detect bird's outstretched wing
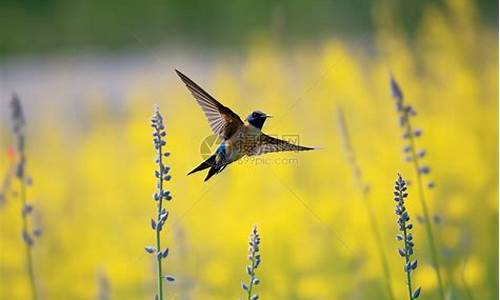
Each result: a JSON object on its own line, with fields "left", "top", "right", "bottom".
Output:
{"left": 175, "top": 69, "right": 243, "bottom": 140}
{"left": 248, "top": 133, "right": 316, "bottom": 156}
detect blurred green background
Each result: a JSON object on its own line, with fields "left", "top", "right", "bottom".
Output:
{"left": 0, "top": 0, "right": 498, "bottom": 56}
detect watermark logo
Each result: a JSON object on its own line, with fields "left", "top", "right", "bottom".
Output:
{"left": 281, "top": 134, "right": 300, "bottom": 146}
{"left": 236, "top": 156, "right": 299, "bottom": 166}
{"left": 198, "top": 134, "right": 302, "bottom": 166}
{"left": 200, "top": 135, "right": 221, "bottom": 160}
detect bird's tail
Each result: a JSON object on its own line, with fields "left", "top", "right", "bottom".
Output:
{"left": 188, "top": 155, "right": 216, "bottom": 175}
{"left": 204, "top": 163, "right": 226, "bottom": 182}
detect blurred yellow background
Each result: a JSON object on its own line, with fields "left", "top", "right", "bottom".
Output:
{"left": 0, "top": 0, "right": 497, "bottom": 299}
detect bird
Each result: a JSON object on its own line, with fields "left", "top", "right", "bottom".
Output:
{"left": 175, "top": 69, "right": 317, "bottom": 181}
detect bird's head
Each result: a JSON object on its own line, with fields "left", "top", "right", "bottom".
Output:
{"left": 246, "top": 110, "right": 272, "bottom": 129}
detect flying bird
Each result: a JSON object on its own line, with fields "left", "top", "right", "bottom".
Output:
{"left": 175, "top": 69, "right": 316, "bottom": 181}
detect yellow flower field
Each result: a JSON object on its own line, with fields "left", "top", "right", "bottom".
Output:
{"left": 0, "top": 0, "right": 497, "bottom": 299}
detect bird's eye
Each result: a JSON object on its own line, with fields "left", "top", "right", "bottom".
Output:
{"left": 252, "top": 112, "right": 258, "bottom": 117}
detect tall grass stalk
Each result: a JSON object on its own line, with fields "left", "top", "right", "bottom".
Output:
{"left": 390, "top": 76, "right": 445, "bottom": 300}
{"left": 461, "top": 256, "right": 475, "bottom": 300}
{"left": 10, "top": 95, "right": 39, "bottom": 300}
{"left": 394, "top": 174, "right": 421, "bottom": 300}
{"left": 147, "top": 107, "right": 174, "bottom": 300}
{"left": 336, "top": 107, "right": 395, "bottom": 300}
{"left": 96, "top": 270, "right": 110, "bottom": 300}
{"left": 241, "top": 226, "right": 261, "bottom": 300}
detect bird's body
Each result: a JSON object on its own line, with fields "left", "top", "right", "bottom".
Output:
{"left": 226, "top": 123, "right": 261, "bottom": 158}
{"left": 175, "top": 69, "right": 316, "bottom": 181}
{"left": 217, "top": 123, "right": 262, "bottom": 161}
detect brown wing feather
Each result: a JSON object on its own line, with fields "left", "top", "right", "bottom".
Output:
{"left": 175, "top": 69, "right": 243, "bottom": 140}
{"left": 248, "top": 133, "right": 315, "bottom": 156}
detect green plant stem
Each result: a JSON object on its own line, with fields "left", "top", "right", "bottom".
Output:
{"left": 461, "top": 257, "right": 475, "bottom": 300}
{"left": 402, "top": 223, "right": 414, "bottom": 300}
{"left": 362, "top": 192, "right": 396, "bottom": 300}
{"left": 246, "top": 277, "right": 254, "bottom": 299}
{"left": 246, "top": 257, "right": 256, "bottom": 300}
{"left": 155, "top": 214, "right": 163, "bottom": 300}
{"left": 155, "top": 137, "right": 164, "bottom": 300}
{"left": 337, "top": 108, "right": 395, "bottom": 300}
{"left": 20, "top": 174, "right": 37, "bottom": 300}
{"left": 405, "top": 116, "right": 445, "bottom": 300}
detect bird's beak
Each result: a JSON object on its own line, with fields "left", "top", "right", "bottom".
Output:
{"left": 265, "top": 115, "right": 273, "bottom": 118}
